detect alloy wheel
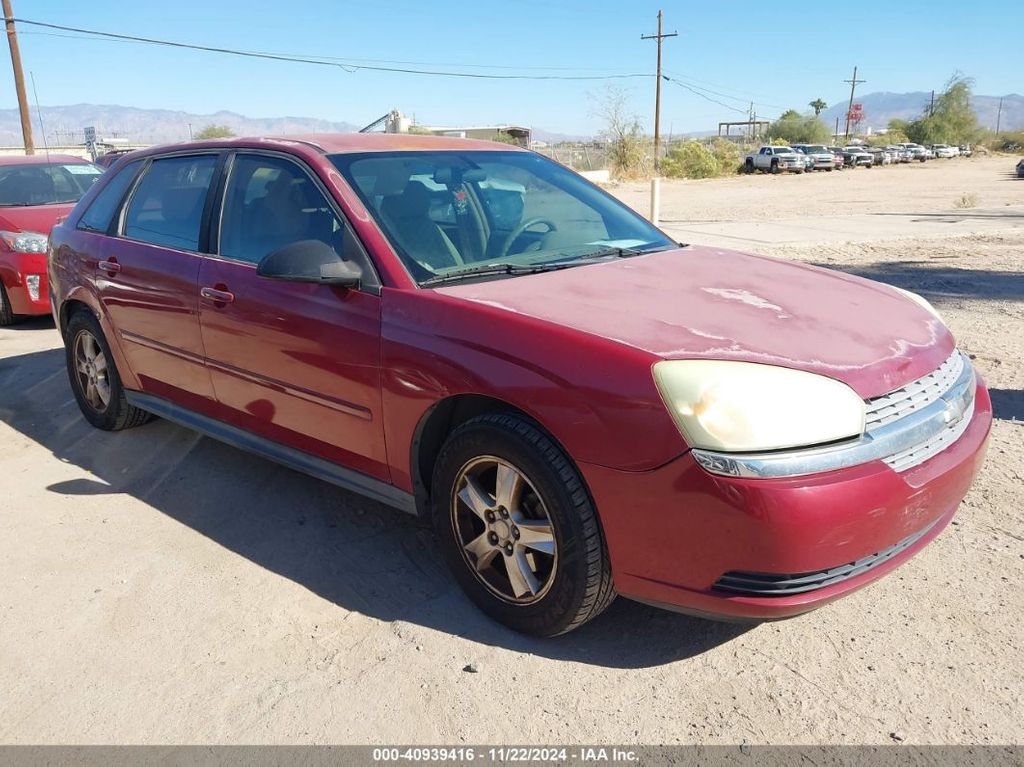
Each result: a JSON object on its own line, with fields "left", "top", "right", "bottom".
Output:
{"left": 73, "top": 330, "right": 111, "bottom": 412}
{"left": 450, "top": 456, "right": 558, "bottom": 604}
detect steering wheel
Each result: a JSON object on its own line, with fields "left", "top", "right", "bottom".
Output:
{"left": 500, "top": 217, "right": 558, "bottom": 258}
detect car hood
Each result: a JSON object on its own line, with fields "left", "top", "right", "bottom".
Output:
{"left": 436, "top": 246, "right": 954, "bottom": 399}
{"left": 0, "top": 203, "right": 76, "bottom": 234}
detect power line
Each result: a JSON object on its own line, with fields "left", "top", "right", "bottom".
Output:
{"left": 18, "top": 29, "right": 634, "bottom": 74}
{"left": 663, "top": 70, "right": 788, "bottom": 111}
{"left": 664, "top": 77, "right": 753, "bottom": 116}
{"left": 8, "top": 17, "right": 654, "bottom": 81}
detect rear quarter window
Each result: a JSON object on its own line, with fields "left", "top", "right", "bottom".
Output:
{"left": 77, "top": 160, "right": 143, "bottom": 234}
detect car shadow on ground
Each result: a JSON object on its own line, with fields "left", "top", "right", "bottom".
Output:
{"left": 989, "top": 389, "right": 1024, "bottom": 422}
{"left": 4, "top": 316, "right": 56, "bottom": 331}
{"left": 809, "top": 260, "right": 1024, "bottom": 304}
{"left": 0, "top": 347, "right": 750, "bottom": 668}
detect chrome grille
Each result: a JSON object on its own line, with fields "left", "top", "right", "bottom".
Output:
{"left": 883, "top": 399, "right": 975, "bottom": 472}
{"left": 865, "top": 352, "right": 963, "bottom": 430}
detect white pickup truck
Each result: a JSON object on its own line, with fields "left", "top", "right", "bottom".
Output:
{"left": 743, "top": 145, "right": 806, "bottom": 174}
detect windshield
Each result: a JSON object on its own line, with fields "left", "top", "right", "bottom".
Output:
{"left": 330, "top": 150, "right": 674, "bottom": 285}
{"left": 804, "top": 145, "right": 827, "bottom": 153}
{"left": 0, "top": 162, "right": 103, "bottom": 207}
{"left": 774, "top": 147, "right": 795, "bottom": 154}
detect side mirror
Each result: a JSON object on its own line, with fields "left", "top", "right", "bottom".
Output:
{"left": 256, "top": 240, "right": 362, "bottom": 287}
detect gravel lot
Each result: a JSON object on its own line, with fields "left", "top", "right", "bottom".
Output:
{"left": 1, "top": 156, "right": 1021, "bottom": 745}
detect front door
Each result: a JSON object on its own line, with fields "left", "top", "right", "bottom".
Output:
{"left": 197, "top": 152, "right": 388, "bottom": 480}
{"left": 97, "top": 153, "right": 219, "bottom": 407}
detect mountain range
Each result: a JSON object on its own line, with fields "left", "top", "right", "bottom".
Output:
{"left": 818, "top": 91, "right": 1024, "bottom": 132}
{"left": 0, "top": 103, "right": 581, "bottom": 147}
{"left": 1, "top": 93, "right": 1021, "bottom": 148}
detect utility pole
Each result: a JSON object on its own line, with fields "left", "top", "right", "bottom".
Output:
{"left": 2, "top": 0, "right": 34, "bottom": 154}
{"left": 996, "top": 97, "right": 1003, "bottom": 134}
{"left": 641, "top": 10, "right": 676, "bottom": 224}
{"left": 928, "top": 90, "right": 935, "bottom": 117}
{"left": 843, "top": 66, "right": 865, "bottom": 141}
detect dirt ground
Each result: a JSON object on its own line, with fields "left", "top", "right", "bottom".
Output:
{"left": 1, "top": 156, "right": 1021, "bottom": 746}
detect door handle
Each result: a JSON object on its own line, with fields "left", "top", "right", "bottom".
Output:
{"left": 200, "top": 286, "right": 235, "bottom": 304}
{"left": 97, "top": 260, "right": 121, "bottom": 274}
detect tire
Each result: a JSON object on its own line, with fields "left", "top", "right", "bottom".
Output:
{"left": 744, "top": 159, "right": 755, "bottom": 173}
{"left": 770, "top": 160, "right": 779, "bottom": 174}
{"left": 65, "top": 309, "right": 152, "bottom": 431}
{"left": 431, "top": 413, "right": 615, "bottom": 636}
{"left": 0, "top": 283, "right": 16, "bottom": 326}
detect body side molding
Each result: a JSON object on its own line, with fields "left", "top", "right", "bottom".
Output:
{"left": 125, "top": 391, "right": 416, "bottom": 514}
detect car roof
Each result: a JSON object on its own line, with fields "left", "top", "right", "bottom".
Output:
{"left": 127, "top": 133, "right": 529, "bottom": 159}
{"left": 0, "top": 153, "right": 94, "bottom": 166}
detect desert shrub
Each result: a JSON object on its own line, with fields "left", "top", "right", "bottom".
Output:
{"left": 709, "top": 138, "right": 742, "bottom": 173}
{"left": 661, "top": 141, "right": 718, "bottom": 179}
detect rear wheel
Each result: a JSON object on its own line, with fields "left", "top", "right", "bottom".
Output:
{"left": 431, "top": 413, "right": 614, "bottom": 636}
{"left": 65, "top": 309, "right": 151, "bottom": 431}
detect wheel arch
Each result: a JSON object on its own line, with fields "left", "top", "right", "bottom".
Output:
{"left": 409, "top": 393, "right": 591, "bottom": 520}
{"left": 56, "top": 288, "right": 140, "bottom": 391}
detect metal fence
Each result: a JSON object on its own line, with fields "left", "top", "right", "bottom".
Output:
{"left": 533, "top": 144, "right": 612, "bottom": 172}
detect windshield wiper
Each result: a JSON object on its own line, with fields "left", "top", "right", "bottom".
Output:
{"left": 420, "top": 261, "right": 580, "bottom": 287}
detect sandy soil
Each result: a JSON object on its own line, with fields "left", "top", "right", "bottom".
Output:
{"left": 1, "top": 156, "right": 1021, "bottom": 746}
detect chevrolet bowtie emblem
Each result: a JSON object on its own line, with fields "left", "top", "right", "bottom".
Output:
{"left": 942, "top": 394, "right": 967, "bottom": 425}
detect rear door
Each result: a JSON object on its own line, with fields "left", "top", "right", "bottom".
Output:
{"left": 98, "top": 153, "right": 220, "bottom": 407}
{"left": 197, "top": 151, "right": 388, "bottom": 480}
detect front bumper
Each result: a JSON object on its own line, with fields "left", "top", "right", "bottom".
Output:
{"left": 0, "top": 251, "right": 50, "bottom": 316}
{"left": 581, "top": 380, "right": 991, "bottom": 620}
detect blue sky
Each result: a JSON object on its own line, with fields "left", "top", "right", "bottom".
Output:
{"left": 5, "top": 0, "right": 1022, "bottom": 135}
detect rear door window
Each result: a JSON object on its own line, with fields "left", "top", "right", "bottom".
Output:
{"left": 123, "top": 155, "right": 218, "bottom": 251}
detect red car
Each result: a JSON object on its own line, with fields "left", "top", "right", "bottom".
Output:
{"left": 47, "top": 135, "right": 991, "bottom": 636}
{"left": 0, "top": 154, "right": 103, "bottom": 325}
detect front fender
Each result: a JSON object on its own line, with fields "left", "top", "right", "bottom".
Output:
{"left": 380, "top": 288, "right": 687, "bottom": 493}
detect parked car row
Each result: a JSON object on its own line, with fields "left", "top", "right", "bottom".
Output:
{"left": 743, "top": 141, "right": 973, "bottom": 174}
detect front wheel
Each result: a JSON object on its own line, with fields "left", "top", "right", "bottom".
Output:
{"left": 431, "top": 413, "right": 614, "bottom": 636}
{"left": 65, "top": 309, "right": 152, "bottom": 431}
{"left": 0, "top": 284, "right": 16, "bottom": 326}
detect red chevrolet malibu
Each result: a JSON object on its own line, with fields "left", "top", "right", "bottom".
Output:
{"left": 0, "top": 154, "right": 103, "bottom": 324}
{"left": 47, "top": 135, "right": 990, "bottom": 636}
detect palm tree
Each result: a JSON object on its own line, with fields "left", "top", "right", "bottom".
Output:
{"left": 809, "top": 99, "right": 827, "bottom": 116}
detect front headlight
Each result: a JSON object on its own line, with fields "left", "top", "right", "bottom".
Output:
{"left": 653, "top": 360, "right": 865, "bottom": 452}
{"left": 0, "top": 230, "right": 48, "bottom": 254}
{"left": 891, "top": 286, "right": 944, "bottom": 324}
